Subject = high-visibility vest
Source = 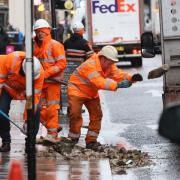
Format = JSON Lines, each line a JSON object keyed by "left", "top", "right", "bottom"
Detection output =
{"left": 68, "top": 54, "right": 132, "bottom": 99}
{"left": 34, "top": 35, "right": 66, "bottom": 84}
{"left": 0, "top": 51, "right": 44, "bottom": 109}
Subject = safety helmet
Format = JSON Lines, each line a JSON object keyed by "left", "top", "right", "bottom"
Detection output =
{"left": 34, "top": 19, "right": 51, "bottom": 30}
{"left": 72, "top": 21, "right": 84, "bottom": 31}
{"left": 22, "top": 57, "right": 41, "bottom": 80}
{"left": 99, "top": 45, "right": 119, "bottom": 62}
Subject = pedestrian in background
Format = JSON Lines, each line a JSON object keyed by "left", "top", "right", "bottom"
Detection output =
{"left": 0, "top": 26, "right": 9, "bottom": 54}
{"left": 64, "top": 21, "right": 94, "bottom": 115}
{"left": 67, "top": 45, "right": 143, "bottom": 150}
{"left": 0, "top": 51, "right": 44, "bottom": 152}
{"left": 33, "top": 19, "right": 67, "bottom": 143}
{"left": 64, "top": 21, "right": 93, "bottom": 62}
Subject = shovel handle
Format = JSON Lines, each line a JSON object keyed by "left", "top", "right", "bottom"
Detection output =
{"left": 0, "top": 110, "right": 27, "bottom": 136}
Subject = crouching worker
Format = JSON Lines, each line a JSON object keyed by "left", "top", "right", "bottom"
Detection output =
{"left": 0, "top": 51, "right": 44, "bottom": 152}
{"left": 67, "top": 45, "right": 143, "bottom": 150}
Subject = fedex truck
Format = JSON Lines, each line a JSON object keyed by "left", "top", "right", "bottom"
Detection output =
{"left": 85, "top": 0, "right": 144, "bottom": 67}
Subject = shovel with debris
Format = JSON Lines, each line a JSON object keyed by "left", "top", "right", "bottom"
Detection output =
{"left": 148, "top": 64, "right": 170, "bottom": 79}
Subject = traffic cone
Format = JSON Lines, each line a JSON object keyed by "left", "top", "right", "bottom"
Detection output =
{"left": 8, "top": 160, "right": 23, "bottom": 180}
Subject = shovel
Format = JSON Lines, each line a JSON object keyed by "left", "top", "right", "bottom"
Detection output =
{"left": 148, "top": 64, "right": 169, "bottom": 79}
{"left": 0, "top": 110, "right": 27, "bottom": 135}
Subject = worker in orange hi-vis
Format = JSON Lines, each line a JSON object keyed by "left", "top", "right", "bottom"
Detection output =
{"left": 33, "top": 19, "right": 67, "bottom": 143}
{"left": 0, "top": 51, "right": 44, "bottom": 152}
{"left": 67, "top": 45, "right": 143, "bottom": 150}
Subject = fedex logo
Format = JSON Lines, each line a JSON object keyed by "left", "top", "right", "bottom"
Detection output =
{"left": 92, "top": 0, "right": 136, "bottom": 14}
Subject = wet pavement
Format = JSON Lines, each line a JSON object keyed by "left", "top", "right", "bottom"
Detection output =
{"left": 0, "top": 100, "right": 150, "bottom": 180}
{"left": 0, "top": 101, "right": 114, "bottom": 180}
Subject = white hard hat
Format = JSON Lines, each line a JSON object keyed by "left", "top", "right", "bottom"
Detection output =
{"left": 22, "top": 57, "right": 41, "bottom": 80}
{"left": 34, "top": 19, "right": 51, "bottom": 30}
{"left": 99, "top": 45, "right": 119, "bottom": 62}
{"left": 72, "top": 21, "right": 84, "bottom": 31}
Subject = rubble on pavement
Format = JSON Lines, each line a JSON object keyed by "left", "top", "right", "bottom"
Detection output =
{"left": 36, "top": 137, "right": 152, "bottom": 174}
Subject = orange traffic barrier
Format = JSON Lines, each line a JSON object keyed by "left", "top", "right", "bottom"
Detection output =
{"left": 8, "top": 160, "right": 23, "bottom": 180}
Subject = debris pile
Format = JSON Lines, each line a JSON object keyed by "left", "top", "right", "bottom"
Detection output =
{"left": 37, "top": 137, "right": 151, "bottom": 174}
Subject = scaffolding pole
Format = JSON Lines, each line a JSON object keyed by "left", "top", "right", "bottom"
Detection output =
{"left": 25, "top": 0, "right": 36, "bottom": 179}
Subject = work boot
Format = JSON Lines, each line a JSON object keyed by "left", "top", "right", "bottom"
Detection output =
{"left": 69, "top": 137, "right": 79, "bottom": 144}
{"left": 0, "top": 142, "right": 11, "bottom": 152}
{"left": 43, "top": 134, "right": 61, "bottom": 144}
{"left": 86, "top": 141, "right": 102, "bottom": 151}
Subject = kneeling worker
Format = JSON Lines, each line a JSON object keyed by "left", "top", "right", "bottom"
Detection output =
{"left": 67, "top": 45, "right": 143, "bottom": 150}
{"left": 0, "top": 51, "right": 44, "bottom": 152}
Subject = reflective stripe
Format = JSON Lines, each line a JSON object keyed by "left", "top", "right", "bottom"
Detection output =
{"left": 86, "top": 51, "right": 94, "bottom": 55}
{"left": 47, "top": 100, "right": 60, "bottom": 106}
{"left": 0, "top": 74, "right": 7, "bottom": 78}
{"left": 77, "top": 59, "right": 96, "bottom": 72}
{"left": 88, "top": 71, "right": 100, "bottom": 80}
{"left": 67, "top": 57, "right": 84, "bottom": 62}
{"left": 66, "top": 49, "right": 86, "bottom": 57}
{"left": 4, "top": 84, "right": 14, "bottom": 90}
{"left": 68, "top": 132, "right": 80, "bottom": 138}
{"left": 0, "top": 84, "right": 4, "bottom": 88}
{"left": 45, "top": 76, "right": 63, "bottom": 83}
{"left": 34, "top": 89, "right": 41, "bottom": 94}
{"left": 39, "top": 58, "right": 55, "bottom": 63}
{"left": 87, "top": 130, "right": 99, "bottom": 137}
{"left": 104, "top": 79, "right": 114, "bottom": 90}
{"left": 39, "top": 56, "right": 65, "bottom": 63}
{"left": 48, "top": 128, "right": 58, "bottom": 133}
{"left": 67, "top": 49, "right": 85, "bottom": 53}
{"left": 55, "top": 55, "right": 65, "bottom": 61}
{"left": 73, "top": 70, "right": 90, "bottom": 85}
{"left": 66, "top": 52, "right": 86, "bottom": 57}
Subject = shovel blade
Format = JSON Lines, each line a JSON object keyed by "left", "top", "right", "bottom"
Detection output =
{"left": 148, "top": 64, "right": 169, "bottom": 79}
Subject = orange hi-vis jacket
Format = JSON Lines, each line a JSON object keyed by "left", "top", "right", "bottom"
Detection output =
{"left": 34, "top": 34, "right": 66, "bottom": 83}
{"left": 0, "top": 51, "right": 44, "bottom": 109}
{"left": 68, "top": 54, "right": 132, "bottom": 99}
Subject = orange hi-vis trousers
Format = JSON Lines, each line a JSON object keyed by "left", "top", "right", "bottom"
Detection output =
{"left": 40, "top": 83, "right": 61, "bottom": 135}
{"left": 68, "top": 95, "right": 103, "bottom": 143}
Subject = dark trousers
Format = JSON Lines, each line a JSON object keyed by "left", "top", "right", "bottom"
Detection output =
{"left": 0, "top": 90, "right": 12, "bottom": 143}
{"left": 0, "top": 89, "right": 40, "bottom": 143}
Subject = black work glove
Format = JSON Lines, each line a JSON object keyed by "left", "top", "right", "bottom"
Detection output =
{"left": 132, "top": 74, "right": 143, "bottom": 81}
{"left": 117, "top": 80, "right": 132, "bottom": 88}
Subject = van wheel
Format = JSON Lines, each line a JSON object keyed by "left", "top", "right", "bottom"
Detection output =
{"left": 131, "top": 58, "right": 142, "bottom": 67}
